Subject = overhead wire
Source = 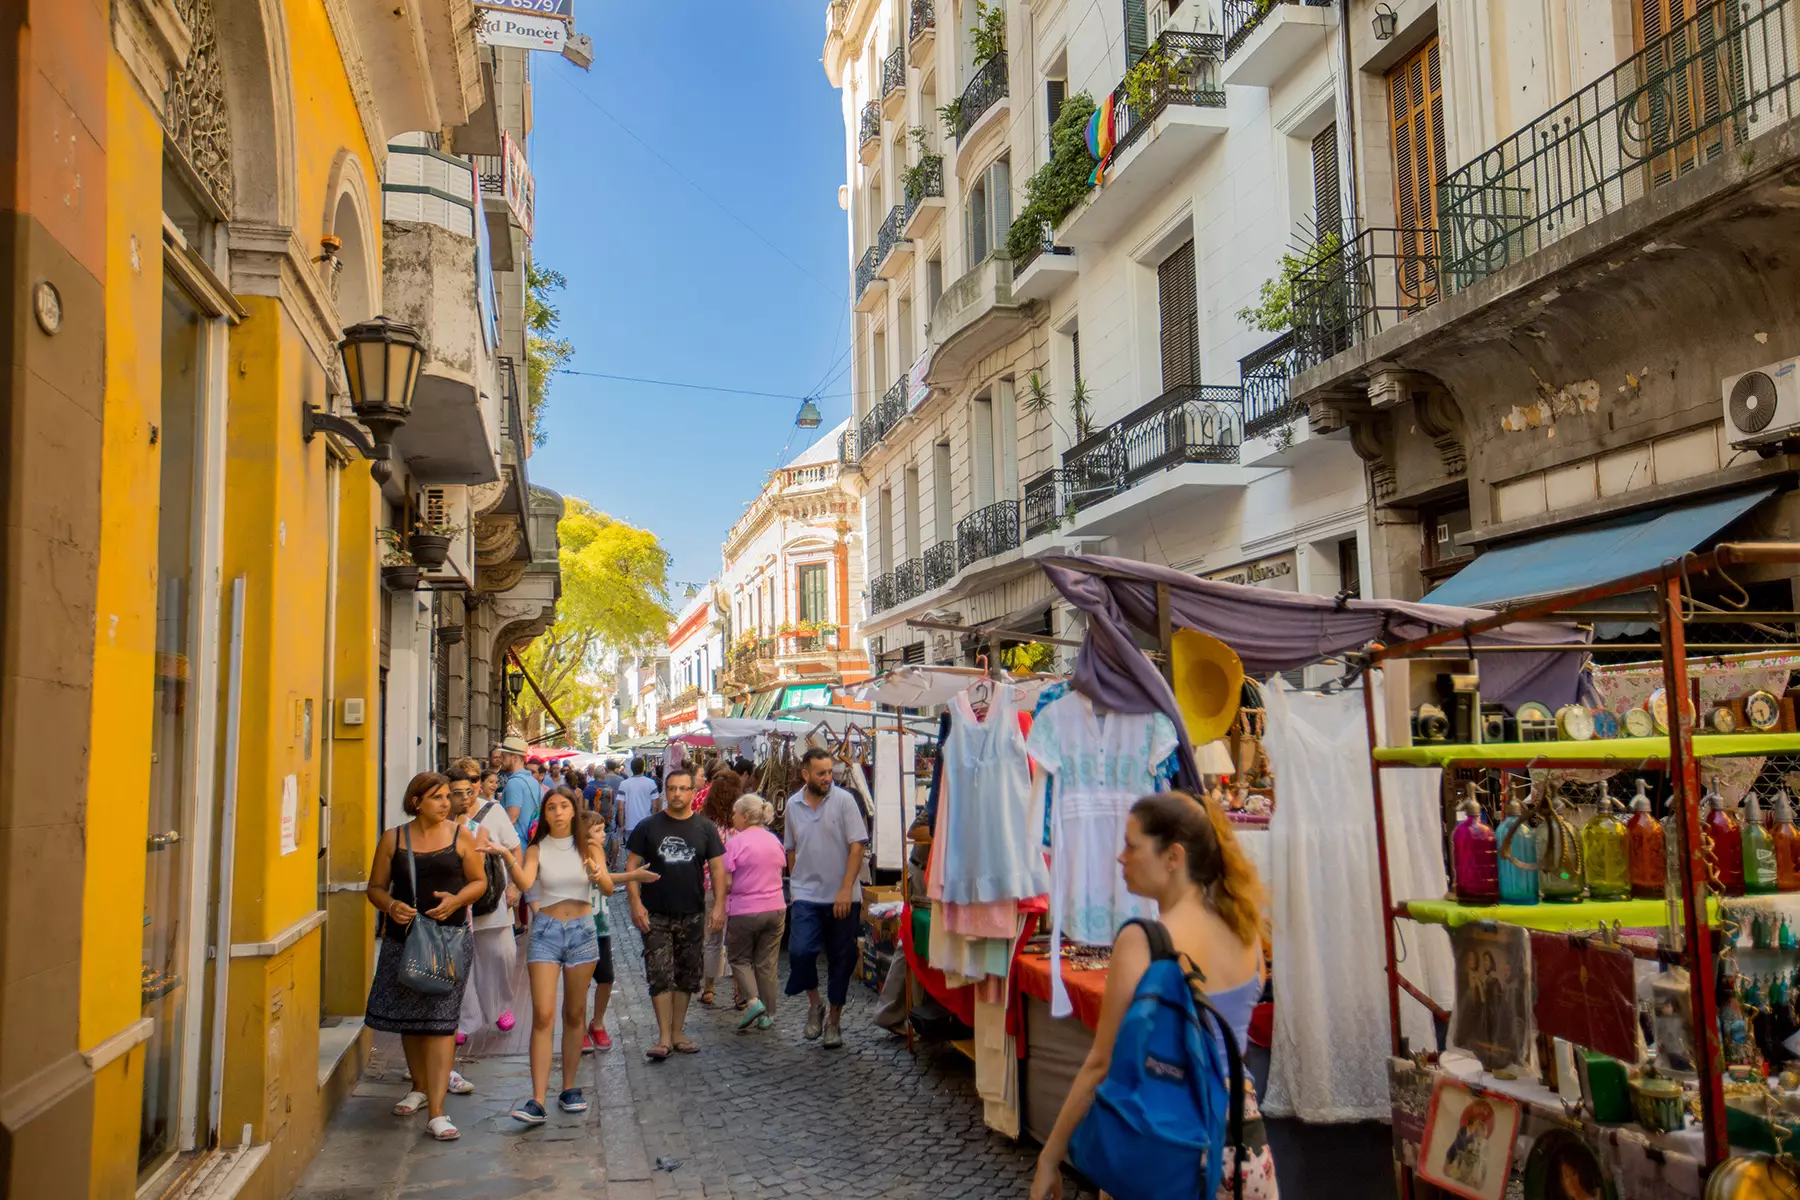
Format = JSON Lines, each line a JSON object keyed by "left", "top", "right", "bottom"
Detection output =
{"left": 553, "top": 367, "right": 853, "bottom": 403}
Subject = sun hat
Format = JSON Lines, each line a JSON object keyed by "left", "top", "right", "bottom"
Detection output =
{"left": 1169, "top": 628, "right": 1244, "bottom": 745}
{"left": 500, "top": 735, "right": 530, "bottom": 756}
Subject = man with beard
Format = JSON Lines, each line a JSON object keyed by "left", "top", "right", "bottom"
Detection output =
{"left": 625, "top": 767, "right": 725, "bottom": 1059}
{"left": 784, "top": 748, "right": 869, "bottom": 1049}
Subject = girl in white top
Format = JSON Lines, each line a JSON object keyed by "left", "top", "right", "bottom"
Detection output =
{"left": 491, "top": 787, "right": 657, "bottom": 1123}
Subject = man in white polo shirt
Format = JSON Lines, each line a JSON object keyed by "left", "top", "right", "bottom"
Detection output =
{"left": 784, "top": 747, "right": 869, "bottom": 1049}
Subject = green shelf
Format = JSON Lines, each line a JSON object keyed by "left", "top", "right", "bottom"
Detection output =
{"left": 1373, "top": 732, "right": 1800, "bottom": 768}
{"left": 1403, "top": 896, "right": 1721, "bottom": 931}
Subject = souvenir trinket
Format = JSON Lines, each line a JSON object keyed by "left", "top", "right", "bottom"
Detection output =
{"left": 1516, "top": 702, "right": 1556, "bottom": 743}
{"left": 1414, "top": 703, "right": 1450, "bottom": 743}
{"left": 1705, "top": 791, "right": 1747, "bottom": 896}
{"left": 1453, "top": 796, "right": 1499, "bottom": 905}
{"left": 1623, "top": 708, "right": 1655, "bottom": 738}
{"left": 1746, "top": 689, "right": 1782, "bottom": 732}
{"left": 1629, "top": 1076, "right": 1686, "bottom": 1134}
{"left": 1649, "top": 689, "right": 1670, "bottom": 734}
{"left": 1581, "top": 786, "right": 1630, "bottom": 901}
{"left": 1745, "top": 793, "right": 1780, "bottom": 895}
{"left": 1590, "top": 708, "right": 1620, "bottom": 739}
{"left": 1556, "top": 704, "right": 1595, "bottom": 742}
{"left": 1711, "top": 706, "right": 1740, "bottom": 735}
{"left": 1497, "top": 799, "right": 1540, "bottom": 906}
{"left": 1626, "top": 780, "right": 1665, "bottom": 900}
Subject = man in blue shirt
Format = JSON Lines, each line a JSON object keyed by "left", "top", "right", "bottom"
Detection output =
{"left": 497, "top": 736, "right": 541, "bottom": 844}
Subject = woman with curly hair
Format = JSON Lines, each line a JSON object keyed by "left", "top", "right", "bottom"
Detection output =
{"left": 697, "top": 764, "right": 744, "bottom": 1005}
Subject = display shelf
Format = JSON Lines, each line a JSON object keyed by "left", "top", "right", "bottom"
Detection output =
{"left": 1373, "top": 731, "right": 1800, "bottom": 768}
{"left": 1403, "top": 895, "right": 1721, "bottom": 931}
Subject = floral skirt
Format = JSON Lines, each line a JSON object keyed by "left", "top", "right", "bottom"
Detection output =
{"left": 365, "top": 931, "right": 469, "bottom": 1037}
{"left": 1215, "top": 1083, "right": 1278, "bottom": 1200}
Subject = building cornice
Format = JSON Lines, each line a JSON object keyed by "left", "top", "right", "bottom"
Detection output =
{"left": 229, "top": 221, "right": 345, "bottom": 370}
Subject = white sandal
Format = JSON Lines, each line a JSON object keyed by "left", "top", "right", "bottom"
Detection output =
{"left": 393, "top": 1090, "right": 428, "bottom": 1116}
{"left": 447, "top": 1071, "right": 475, "bottom": 1095}
{"left": 426, "top": 1115, "right": 459, "bottom": 1141}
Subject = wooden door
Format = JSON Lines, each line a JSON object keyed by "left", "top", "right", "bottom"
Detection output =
{"left": 1632, "top": 0, "right": 1737, "bottom": 184}
{"left": 1387, "top": 36, "right": 1445, "bottom": 310}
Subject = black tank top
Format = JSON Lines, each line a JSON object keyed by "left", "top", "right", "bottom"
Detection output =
{"left": 384, "top": 824, "right": 467, "bottom": 942}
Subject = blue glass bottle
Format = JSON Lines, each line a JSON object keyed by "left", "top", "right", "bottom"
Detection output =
{"left": 1496, "top": 798, "right": 1539, "bottom": 905}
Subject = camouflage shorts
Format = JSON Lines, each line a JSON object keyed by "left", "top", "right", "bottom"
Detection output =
{"left": 642, "top": 910, "right": 704, "bottom": 996}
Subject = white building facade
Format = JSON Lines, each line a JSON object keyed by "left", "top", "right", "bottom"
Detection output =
{"left": 825, "top": 0, "right": 1372, "bottom": 671}
{"left": 662, "top": 589, "right": 727, "bottom": 737}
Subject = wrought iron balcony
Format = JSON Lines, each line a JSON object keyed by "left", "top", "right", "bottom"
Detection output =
{"left": 956, "top": 500, "right": 1021, "bottom": 569}
{"left": 893, "top": 557, "right": 925, "bottom": 604}
{"left": 1291, "top": 225, "right": 1440, "bottom": 366}
{"left": 1240, "top": 330, "right": 1308, "bottom": 439}
{"left": 1022, "top": 468, "right": 1069, "bottom": 540}
{"left": 923, "top": 540, "right": 956, "bottom": 589}
{"left": 876, "top": 205, "right": 908, "bottom": 269}
{"left": 1061, "top": 384, "right": 1243, "bottom": 511}
{"left": 858, "top": 101, "right": 882, "bottom": 157}
{"left": 837, "top": 425, "right": 861, "bottom": 469}
{"left": 1440, "top": 0, "right": 1800, "bottom": 296}
{"left": 1098, "top": 32, "right": 1223, "bottom": 171}
{"left": 955, "top": 54, "right": 1008, "bottom": 140}
{"left": 1222, "top": 0, "right": 1332, "bottom": 58}
{"left": 882, "top": 47, "right": 906, "bottom": 102}
{"left": 909, "top": 0, "right": 935, "bottom": 44}
{"left": 903, "top": 154, "right": 944, "bottom": 219}
{"left": 869, "top": 571, "right": 896, "bottom": 615}
{"left": 877, "top": 374, "right": 908, "bottom": 434}
{"left": 854, "top": 243, "right": 882, "bottom": 306}
{"left": 858, "top": 411, "right": 882, "bottom": 459}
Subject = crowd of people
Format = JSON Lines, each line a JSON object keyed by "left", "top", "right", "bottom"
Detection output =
{"left": 359, "top": 740, "right": 870, "bottom": 1140}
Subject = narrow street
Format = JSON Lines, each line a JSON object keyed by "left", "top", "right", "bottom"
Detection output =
{"left": 295, "top": 899, "right": 1045, "bottom": 1200}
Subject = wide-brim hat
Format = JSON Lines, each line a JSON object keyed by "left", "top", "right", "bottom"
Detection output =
{"left": 1170, "top": 628, "right": 1244, "bottom": 746}
{"left": 499, "top": 735, "right": 530, "bottom": 756}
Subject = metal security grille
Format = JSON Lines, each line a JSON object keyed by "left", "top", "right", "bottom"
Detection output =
{"left": 1158, "top": 239, "right": 1200, "bottom": 391}
{"left": 1312, "top": 124, "right": 1341, "bottom": 237}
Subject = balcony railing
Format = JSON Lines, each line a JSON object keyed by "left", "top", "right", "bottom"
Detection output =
{"left": 877, "top": 375, "right": 908, "bottom": 434}
{"left": 1099, "top": 33, "right": 1223, "bottom": 170}
{"left": 869, "top": 571, "right": 896, "bottom": 615}
{"left": 924, "top": 540, "right": 956, "bottom": 589}
{"left": 855, "top": 243, "right": 881, "bottom": 303}
{"left": 955, "top": 54, "right": 1008, "bottom": 140}
{"left": 904, "top": 154, "right": 944, "bottom": 217}
{"left": 882, "top": 47, "right": 906, "bottom": 100}
{"left": 1023, "top": 468, "right": 1068, "bottom": 539}
{"left": 893, "top": 557, "right": 925, "bottom": 604}
{"left": 858, "top": 412, "right": 881, "bottom": 459}
{"left": 837, "top": 426, "right": 860, "bottom": 468}
{"left": 1440, "top": 0, "right": 1800, "bottom": 295}
{"left": 859, "top": 101, "right": 882, "bottom": 152}
{"left": 1292, "top": 225, "right": 1440, "bottom": 364}
{"left": 1061, "top": 384, "right": 1243, "bottom": 511}
{"left": 956, "top": 500, "right": 1021, "bottom": 569}
{"left": 876, "top": 205, "right": 907, "bottom": 266}
{"left": 1222, "top": 0, "right": 1333, "bottom": 58}
{"left": 1240, "top": 329, "right": 1308, "bottom": 438}
{"left": 910, "top": 0, "right": 935, "bottom": 43}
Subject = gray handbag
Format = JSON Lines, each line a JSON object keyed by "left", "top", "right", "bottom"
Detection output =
{"left": 397, "top": 823, "right": 471, "bottom": 997}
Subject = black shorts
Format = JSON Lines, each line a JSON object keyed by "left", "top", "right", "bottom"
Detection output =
{"left": 593, "top": 933, "right": 614, "bottom": 986}
{"left": 642, "top": 911, "right": 704, "bottom": 996}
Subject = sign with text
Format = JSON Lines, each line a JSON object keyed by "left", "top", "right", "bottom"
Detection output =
{"left": 1201, "top": 552, "right": 1297, "bottom": 590}
{"left": 477, "top": 9, "right": 568, "bottom": 52}
{"left": 501, "top": 132, "right": 535, "bottom": 239}
{"left": 476, "top": 0, "right": 571, "bottom": 18}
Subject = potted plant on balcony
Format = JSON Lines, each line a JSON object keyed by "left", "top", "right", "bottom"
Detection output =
{"left": 378, "top": 530, "right": 421, "bottom": 592}
{"left": 407, "top": 516, "right": 462, "bottom": 570}
{"left": 972, "top": 0, "right": 1004, "bottom": 67}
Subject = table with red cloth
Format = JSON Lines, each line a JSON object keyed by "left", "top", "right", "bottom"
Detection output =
{"left": 898, "top": 899, "right": 1045, "bottom": 1030}
{"left": 1014, "top": 948, "right": 1107, "bottom": 1031}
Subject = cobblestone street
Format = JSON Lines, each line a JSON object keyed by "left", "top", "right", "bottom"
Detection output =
{"left": 294, "top": 905, "right": 1045, "bottom": 1199}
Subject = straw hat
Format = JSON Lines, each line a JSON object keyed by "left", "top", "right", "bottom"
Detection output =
{"left": 499, "top": 735, "right": 530, "bottom": 756}
{"left": 1170, "top": 628, "right": 1243, "bottom": 745}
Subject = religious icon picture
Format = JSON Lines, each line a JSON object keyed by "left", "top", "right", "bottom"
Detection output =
{"left": 1417, "top": 1078, "right": 1522, "bottom": 1200}
{"left": 1523, "top": 1128, "right": 1615, "bottom": 1200}
{"left": 1448, "top": 923, "right": 1533, "bottom": 1073}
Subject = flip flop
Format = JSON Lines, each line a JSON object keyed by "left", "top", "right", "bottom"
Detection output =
{"left": 672, "top": 1040, "right": 700, "bottom": 1054}
{"left": 646, "top": 1043, "right": 671, "bottom": 1061}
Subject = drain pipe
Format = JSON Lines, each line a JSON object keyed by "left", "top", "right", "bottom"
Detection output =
{"left": 1337, "top": 0, "right": 1360, "bottom": 235}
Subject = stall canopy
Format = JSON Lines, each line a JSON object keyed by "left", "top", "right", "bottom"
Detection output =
{"left": 1422, "top": 486, "right": 1776, "bottom": 609}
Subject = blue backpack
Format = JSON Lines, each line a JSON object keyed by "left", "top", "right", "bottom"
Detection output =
{"left": 1069, "top": 919, "right": 1247, "bottom": 1200}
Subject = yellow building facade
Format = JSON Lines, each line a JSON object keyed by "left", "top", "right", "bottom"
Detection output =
{"left": 1, "top": 0, "right": 496, "bottom": 1194}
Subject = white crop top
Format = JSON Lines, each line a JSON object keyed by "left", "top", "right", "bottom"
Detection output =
{"left": 529, "top": 835, "right": 592, "bottom": 907}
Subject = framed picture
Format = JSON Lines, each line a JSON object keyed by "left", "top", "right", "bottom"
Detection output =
{"left": 1417, "top": 1077, "right": 1522, "bottom": 1200}
{"left": 1449, "top": 923, "right": 1533, "bottom": 1073}
{"left": 1522, "top": 1128, "right": 1616, "bottom": 1200}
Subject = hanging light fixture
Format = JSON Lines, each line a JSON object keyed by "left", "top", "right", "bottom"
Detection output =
{"left": 507, "top": 670, "right": 526, "bottom": 702}
{"left": 302, "top": 315, "right": 426, "bottom": 483}
{"left": 1372, "top": 3, "right": 1398, "bottom": 40}
{"left": 795, "top": 397, "right": 823, "bottom": 429}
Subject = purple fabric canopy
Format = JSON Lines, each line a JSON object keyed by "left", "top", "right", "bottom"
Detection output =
{"left": 1039, "top": 554, "right": 1590, "bottom": 788}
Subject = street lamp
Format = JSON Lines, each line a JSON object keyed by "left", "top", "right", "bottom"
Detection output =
{"left": 795, "top": 397, "right": 823, "bottom": 429}
{"left": 302, "top": 315, "right": 426, "bottom": 484}
{"left": 1372, "top": 3, "right": 1398, "bottom": 40}
{"left": 507, "top": 670, "right": 526, "bottom": 703}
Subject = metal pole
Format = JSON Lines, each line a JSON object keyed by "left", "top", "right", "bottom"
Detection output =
{"left": 1660, "top": 575, "right": 1728, "bottom": 1170}
{"left": 207, "top": 578, "right": 247, "bottom": 1144}
{"left": 1155, "top": 582, "right": 1174, "bottom": 686}
{"left": 1362, "top": 654, "right": 1406, "bottom": 1055}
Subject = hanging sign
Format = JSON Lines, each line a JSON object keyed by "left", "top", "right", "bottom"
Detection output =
{"left": 477, "top": 9, "right": 569, "bottom": 52}
{"left": 1201, "top": 552, "right": 1297, "bottom": 591}
{"left": 908, "top": 347, "right": 933, "bottom": 409}
{"left": 501, "top": 132, "right": 535, "bottom": 239}
{"left": 476, "top": 0, "right": 572, "bottom": 17}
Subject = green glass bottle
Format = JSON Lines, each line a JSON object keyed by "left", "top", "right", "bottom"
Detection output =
{"left": 1582, "top": 784, "right": 1631, "bottom": 901}
{"left": 1745, "top": 792, "right": 1780, "bottom": 895}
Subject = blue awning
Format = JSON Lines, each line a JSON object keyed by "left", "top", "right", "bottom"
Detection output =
{"left": 1422, "top": 486, "right": 1777, "bottom": 609}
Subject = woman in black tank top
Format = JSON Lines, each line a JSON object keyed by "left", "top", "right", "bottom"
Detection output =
{"left": 365, "top": 772, "right": 487, "bottom": 1140}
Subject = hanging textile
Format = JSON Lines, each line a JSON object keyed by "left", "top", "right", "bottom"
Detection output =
{"left": 1026, "top": 690, "right": 1178, "bottom": 1018}
{"left": 934, "top": 684, "right": 1048, "bottom": 905}
{"left": 1260, "top": 680, "right": 1454, "bottom": 1122}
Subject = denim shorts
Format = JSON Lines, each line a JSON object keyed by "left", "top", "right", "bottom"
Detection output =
{"left": 527, "top": 913, "right": 600, "bottom": 967}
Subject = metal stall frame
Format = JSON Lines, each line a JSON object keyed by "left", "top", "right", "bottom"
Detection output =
{"left": 1362, "top": 543, "right": 1800, "bottom": 1178}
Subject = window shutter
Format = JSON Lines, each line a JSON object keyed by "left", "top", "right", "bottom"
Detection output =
{"left": 969, "top": 178, "right": 988, "bottom": 261}
{"left": 1157, "top": 239, "right": 1199, "bottom": 391}
{"left": 1071, "top": 329, "right": 1082, "bottom": 386}
{"left": 1047, "top": 79, "right": 1066, "bottom": 131}
{"left": 989, "top": 157, "right": 1012, "bottom": 251}
{"left": 1387, "top": 37, "right": 1443, "bottom": 306}
{"left": 1124, "top": 0, "right": 1149, "bottom": 67}
{"left": 1310, "top": 125, "right": 1341, "bottom": 239}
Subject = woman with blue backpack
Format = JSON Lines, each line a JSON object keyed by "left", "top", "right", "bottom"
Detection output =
{"left": 1030, "top": 791, "right": 1276, "bottom": 1200}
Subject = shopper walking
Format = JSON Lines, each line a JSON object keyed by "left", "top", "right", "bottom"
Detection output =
{"left": 722, "top": 793, "right": 786, "bottom": 1031}
{"left": 490, "top": 787, "right": 657, "bottom": 1124}
{"left": 455, "top": 771, "right": 522, "bottom": 1037}
{"left": 698, "top": 764, "right": 743, "bottom": 1005}
{"left": 1029, "top": 792, "right": 1275, "bottom": 1200}
{"left": 364, "top": 772, "right": 489, "bottom": 1141}
{"left": 625, "top": 767, "right": 726, "bottom": 1060}
{"left": 498, "top": 737, "right": 541, "bottom": 845}
{"left": 784, "top": 748, "right": 868, "bottom": 1049}
{"left": 616, "top": 758, "right": 659, "bottom": 843}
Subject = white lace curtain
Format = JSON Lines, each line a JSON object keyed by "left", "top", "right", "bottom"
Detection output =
{"left": 1260, "top": 680, "right": 1455, "bottom": 1123}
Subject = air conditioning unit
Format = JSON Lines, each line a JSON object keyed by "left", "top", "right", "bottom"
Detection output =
{"left": 1723, "top": 358, "right": 1800, "bottom": 448}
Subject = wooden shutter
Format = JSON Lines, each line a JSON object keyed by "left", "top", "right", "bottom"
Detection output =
{"left": 1124, "top": 0, "right": 1149, "bottom": 67}
{"left": 1311, "top": 124, "right": 1341, "bottom": 240}
{"left": 1071, "top": 329, "right": 1082, "bottom": 386}
{"left": 1047, "top": 79, "right": 1066, "bottom": 131}
{"left": 1157, "top": 239, "right": 1199, "bottom": 391}
{"left": 1633, "top": 0, "right": 1733, "bottom": 185}
{"left": 1387, "top": 37, "right": 1444, "bottom": 309}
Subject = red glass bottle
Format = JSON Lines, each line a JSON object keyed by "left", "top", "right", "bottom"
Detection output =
{"left": 1703, "top": 792, "right": 1746, "bottom": 897}
{"left": 1452, "top": 797, "right": 1499, "bottom": 905}
{"left": 1626, "top": 780, "right": 1666, "bottom": 900}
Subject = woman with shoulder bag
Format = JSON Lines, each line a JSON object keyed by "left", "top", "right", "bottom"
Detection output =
{"left": 1030, "top": 792, "right": 1276, "bottom": 1200}
{"left": 365, "top": 772, "right": 490, "bottom": 1141}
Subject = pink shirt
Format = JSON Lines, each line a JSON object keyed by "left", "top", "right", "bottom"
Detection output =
{"left": 721, "top": 826, "right": 787, "bottom": 916}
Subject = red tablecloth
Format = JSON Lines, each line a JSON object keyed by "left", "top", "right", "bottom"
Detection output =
{"left": 899, "top": 900, "right": 1046, "bottom": 1031}
{"left": 1015, "top": 951, "right": 1107, "bottom": 1032}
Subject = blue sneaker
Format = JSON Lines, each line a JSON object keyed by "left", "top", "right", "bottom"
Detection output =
{"left": 558, "top": 1088, "right": 588, "bottom": 1114}
{"left": 510, "top": 1098, "right": 546, "bottom": 1125}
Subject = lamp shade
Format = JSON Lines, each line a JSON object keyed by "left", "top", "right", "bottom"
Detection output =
{"left": 795, "top": 398, "right": 823, "bottom": 428}
{"left": 340, "top": 316, "right": 425, "bottom": 430}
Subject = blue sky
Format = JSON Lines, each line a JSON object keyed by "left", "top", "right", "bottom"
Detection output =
{"left": 525, "top": 2, "right": 850, "bottom": 589}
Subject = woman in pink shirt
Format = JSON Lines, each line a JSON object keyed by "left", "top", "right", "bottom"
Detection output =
{"left": 722, "top": 793, "right": 789, "bottom": 1031}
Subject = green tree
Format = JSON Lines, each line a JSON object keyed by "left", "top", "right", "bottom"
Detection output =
{"left": 525, "top": 260, "right": 574, "bottom": 449}
{"left": 513, "top": 499, "right": 671, "bottom": 738}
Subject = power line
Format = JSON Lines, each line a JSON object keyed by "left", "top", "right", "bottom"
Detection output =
{"left": 554, "top": 367, "right": 853, "bottom": 402}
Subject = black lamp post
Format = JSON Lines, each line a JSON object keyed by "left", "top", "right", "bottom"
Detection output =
{"left": 303, "top": 315, "right": 426, "bottom": 483}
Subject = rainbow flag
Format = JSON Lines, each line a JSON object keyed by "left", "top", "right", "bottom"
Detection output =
{"left": 1087, "top": 94, "right": 1118, "bottom": 185}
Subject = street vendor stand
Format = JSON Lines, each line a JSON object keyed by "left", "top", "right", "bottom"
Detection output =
{"left": 1363, "top": 543, "right": 1800, "bottom": 1196}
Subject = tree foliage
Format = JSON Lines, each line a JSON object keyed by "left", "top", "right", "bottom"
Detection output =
{"left": 512, "top": 499, "right": 671, "bottom": 737}
{"left": 1005, "top": 92, "right": 1097, "bottom": 262}
{"left": 1235, "top": 232, "right": 1342, "bottom": 334}
{"left": 525, "top": 261, "right": 574, "bottom": 449}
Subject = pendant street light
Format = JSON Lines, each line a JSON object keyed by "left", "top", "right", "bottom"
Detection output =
{"left": 302, "top": 315, "right": 427, "bottom": 484}
{"left": 795, "top": 397, "right": 823, "bottom": 429}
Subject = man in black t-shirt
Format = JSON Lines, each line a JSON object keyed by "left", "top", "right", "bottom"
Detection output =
{"left": 625, "top": 767, "right": 725, "bottom": 1059}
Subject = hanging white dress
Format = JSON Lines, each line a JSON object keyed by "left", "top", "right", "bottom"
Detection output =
{"left": 1260, "top": 679, "right": 1455, "bottom": 1123}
